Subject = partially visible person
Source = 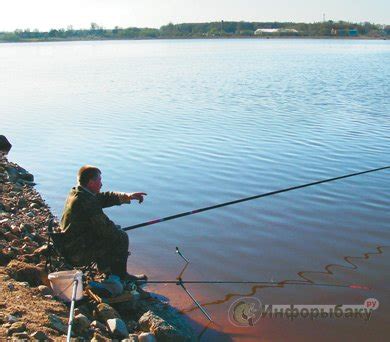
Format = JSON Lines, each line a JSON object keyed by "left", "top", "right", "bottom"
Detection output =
{"left": 60, "top": 165, "right": 147, "bottom": 281}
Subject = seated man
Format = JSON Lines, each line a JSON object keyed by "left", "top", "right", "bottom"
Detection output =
{"left": 60, "top": 165, "right": 147, "bottom": 281}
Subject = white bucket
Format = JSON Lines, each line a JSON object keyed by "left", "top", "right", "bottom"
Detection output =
{"left": 48, "top": 270, "right": 83, "bottom": 302}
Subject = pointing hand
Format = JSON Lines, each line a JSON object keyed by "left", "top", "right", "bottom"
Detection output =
{"left": 128, "top": 192, "right": 147, "bottom": 204}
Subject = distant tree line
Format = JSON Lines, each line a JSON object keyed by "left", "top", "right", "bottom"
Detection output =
{"left": 0, "top": 21, "right": 388, "bottom": 42}
{"left": 0, "top": 23, "right": 160, "bottom": 42}
{"left": 159, "top": 21, "right": 389, "bottom": 37}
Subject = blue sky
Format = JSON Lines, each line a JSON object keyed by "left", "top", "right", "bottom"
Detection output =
{"left": 0, "top": 0, "right": 388, "bottom": 31}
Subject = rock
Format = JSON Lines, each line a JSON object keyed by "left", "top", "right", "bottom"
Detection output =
{"left": 126, "top": 334, "right": 139, "bottom": 342}
{"left": 4, "top": 231, "right": 18, "bottom": 241}
{"left": 20, "top": 223, "right": 33, "bottom": 233}
{"left": 74, "top": 304, "right": 93, "bottom": 320}
{"left": 91, "top": 332, "right": 111, "bottom": 341}
{"left": 17, "top": 253, "right": 39, "bottom": 264}
{"left": 0, "top": 249, "right": 12, "bottom": 266}
{"left": 7, "top": 315, "right": 18, "bottom": 323}
{"left": 18, "top": 281, "right": 30, "bottom": 287}
{"left": 134, "top": 298, "right": 196, "bottom": 341}
{"left": 73, "top": 314, "right": 91, "bottom": 334}
{"left": 11, "top": 331, "right": 29, "bottom": 339}
{"left": 14, "top": 167, "right": 34, "bottom": 182}
{"left": 23, "top": 236, "right": 32, "bottom": 243}
{"left": 2, "top": 203, "right": 12, "bottom": 212}
{"left": 21, "top": 172, "right": 34, "bottom": 183}
{"left": 90, "top": 320, "right": 106, "bottom": 332}
{"left": 138, "top": 311, "right": 190, "bottom": 342}
{"left": 5, "top": 166, "right": 19, "bottom": 182}
{"left": 17, "top": 198, "right": 27, "bottom": 208}
{"left": 138, "top": 333, "right": 156, "bottom": 342}
{"left": 21, "top": 244, "right": 33, "bottom": 254}
{"left": 38, "top": 285, "right": 52, "bottom": 296}
{"left": 0, "top": 313, "right": 6, "bottom": 324}
{"left": 126, "top": 320, "right": 138, "bottom": 333}
{"left": 29, "top": 240, "right": 40, "bottom": 249}
{"left": 0, "top": 213, "right": 10, "bottom": 220}
{"left": 11, "top": 226, "right": 21, "bottom": 236}
{"left": 94, "top": 303, "right": 121, "bottom": 322}
{"left": 7, "top": 321, "right": 26, "bottom": 335}
{"left": 48, "top": 313, "right": 68, "bottom": 335}
{"left": 26, "top": 212, "right": 35, "bottom": 218}
{"left": 4, "top": 248, "right": 16, "bottom": 260}
{"left": 33, "top": 244, "right": 49, "bottom": 256}
{"left": 0, "top": 230, "right": 6, "bottom": 239}
{"left": 32, "top": 198, "right": 44, "bottom": 205}
{"left": 12, "top": 183, "right": 22, "bottom": 190}
{"left": 106, "top": 318, "right": 129, "bottom": 339}
{"left": 114, "top": 298, "right": 138, "bottom": 315}
{"left": 10, "top": 239, "right": 21, "bottom": 247}
{"left": 6, "top": 260, "right": 46, "bottom": 287}
{"left": 0, "top": 135, "right": 12, "bottom": 153}
{"left": 32, "top": 233, "right": 46, "bottom": 244}
{"left": 30, "top": 330, "right": 48, "bottom": 340}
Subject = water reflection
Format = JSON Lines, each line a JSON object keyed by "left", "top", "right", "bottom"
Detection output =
{"left": 184, "top": 245, "right": 386, "bottom": 312}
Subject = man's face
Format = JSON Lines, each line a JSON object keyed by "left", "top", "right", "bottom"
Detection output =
{"left": 87, "top": 174, "right": 102, "bottom": 194}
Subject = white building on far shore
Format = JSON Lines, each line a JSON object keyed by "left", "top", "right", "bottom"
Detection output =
{"left": 255, "top": 28, "right": 299, "bottom": 35}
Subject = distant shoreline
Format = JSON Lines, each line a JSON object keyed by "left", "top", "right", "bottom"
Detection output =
{"left": 0, "top": 35, "right": 387, "bottom": 44}
{"left": 2, "top": 20, "right": 387, "bottom": 44}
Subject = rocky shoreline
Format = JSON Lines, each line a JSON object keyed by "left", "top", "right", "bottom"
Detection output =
{"left": 0, "top": 136, "right": 195, "bottom": 341}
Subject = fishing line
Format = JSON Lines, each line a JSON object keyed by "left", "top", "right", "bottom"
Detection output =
{"left": 141, "top": 279, "right": 370, "bottom": 289}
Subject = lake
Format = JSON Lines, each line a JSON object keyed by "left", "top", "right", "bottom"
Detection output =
{"left": 1, "top": 38, "right": 389, "bottom": 341}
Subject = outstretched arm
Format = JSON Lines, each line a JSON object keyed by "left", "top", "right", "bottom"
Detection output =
{"left": 96, "top": 191, "right": 122, "bottom": 208}
{"left": 97, "top": 191, "right": 147, "bottom": 208}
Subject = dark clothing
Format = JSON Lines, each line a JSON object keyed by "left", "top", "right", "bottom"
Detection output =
{"left": 60, "top": 186, "right": 129, "bottom": 276}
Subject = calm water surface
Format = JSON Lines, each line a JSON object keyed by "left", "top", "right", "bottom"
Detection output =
{"left": 1, "top": 39, "right": 389, "bottom": 341}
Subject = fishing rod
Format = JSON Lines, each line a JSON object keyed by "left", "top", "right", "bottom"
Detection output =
{"left": 136, "top": 247, "right": 371, "bottom": 321}
{"left": 123, "top": 166, "right": 389, "bottom": 232}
